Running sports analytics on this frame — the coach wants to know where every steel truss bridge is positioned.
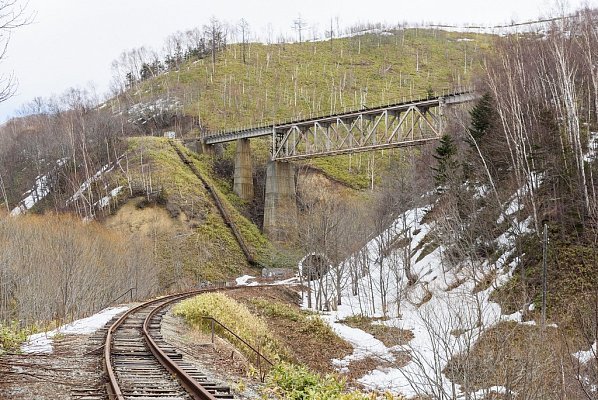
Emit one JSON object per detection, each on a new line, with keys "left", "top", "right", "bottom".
{"left": 203, "top": 91, "right": 476, "bottom": 161}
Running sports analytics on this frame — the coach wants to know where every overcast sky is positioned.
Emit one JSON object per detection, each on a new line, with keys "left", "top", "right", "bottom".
{"left": 0, "top": 0, "right": 595, "bottom": 121}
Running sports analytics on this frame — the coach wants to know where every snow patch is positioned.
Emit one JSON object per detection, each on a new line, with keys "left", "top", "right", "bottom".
{"left": 470, "top": 386, "right": 515, "bottom": 398}
{"left": 235, "top": 275, "right": 257, "bottom": 286}
{"left": 94, "top": 186, "right": 123, "bottom": 208}
{"left": 300, "top": 195, "right": 539, "bottom": 396}
{"left": 21, "top": 306, "right": 128, "bottom": 354}
{"left": 127, "top": 97, "right": 182, "bottom": 126}
{"left": 575, "top": 341, "right": 597, "bottom": 364}
{"left": 497, "top": 172, "right": 544, "bottom": 224}
{"left": 268, "top": 276, "right": 301, "bottom": 286}
{"left": 10, "top": 158, "right": 69, "bottom": 216}
{"left": 68, "top": 159, "right": 122, "bottom": 204}
{"left": 326, "top": 316, "right": 395, "bottom": 370}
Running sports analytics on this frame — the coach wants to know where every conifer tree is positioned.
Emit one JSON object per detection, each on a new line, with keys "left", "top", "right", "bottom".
{"left": 467, "top": 92, "right": 494, "bottom": 147}
{"left": 433, "top": 134, "right": 458, "bottom": 192}
{"left": 463, "top": 92, "right": 495, "bottom": 180}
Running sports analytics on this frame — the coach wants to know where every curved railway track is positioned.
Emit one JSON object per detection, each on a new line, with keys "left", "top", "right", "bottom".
{"left": 104, "top": 289, "right": 234, "bottom": 400}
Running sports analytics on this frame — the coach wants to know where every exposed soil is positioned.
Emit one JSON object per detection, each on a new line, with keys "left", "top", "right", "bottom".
{"left": 297, "top": 166, "right": 358, "bottom": 194}
{"left": 224, "top": 286, "right": 417, "bottom": 388}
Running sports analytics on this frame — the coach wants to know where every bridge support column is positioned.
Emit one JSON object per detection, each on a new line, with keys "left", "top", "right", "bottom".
{"left": 263, "top": 161, "right": 297, "bottom": 243}
{"left": 233, "top": 139, "right": 254, "bottom": 201}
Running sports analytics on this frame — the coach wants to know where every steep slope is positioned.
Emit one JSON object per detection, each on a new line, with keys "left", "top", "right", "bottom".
{"left": 300, "top": 183, "right": 544, "bottom": 398}
{"left": 95, "top": 136, "right": 276, "bottom": 285}
{"left": 137, "top": 29, "right": 490, "bottom": 130}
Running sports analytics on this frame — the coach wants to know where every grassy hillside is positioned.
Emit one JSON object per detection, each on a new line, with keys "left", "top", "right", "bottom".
{"left": 142, "top": 29, "right": 490, "bottom": 130}
{"left": 102, "top": 137, "right": 279, "bottom": 285}
{"left": 122, "top": 29, "right": 492, "bottom": 188}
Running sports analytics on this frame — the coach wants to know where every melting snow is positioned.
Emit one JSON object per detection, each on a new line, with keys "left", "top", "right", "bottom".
{"left": 95, "top": 186, "right": 123, "bottom": 208}
{"left": 68, "top": 160, "right": 121, "bottom": 204}
{"left": 327, "top": 316, "right": 395, "bottom": 373}
{"left": 10, "top": 158, "right": 69, "bottom": 216}
{"left": 496, "top": 172, "right": 544, "bottom": 224}
{"left": 234, "top": 274, "right": 300, "bottom": 287}
{"left": 470, "top": 386, "right": 515, "bottom": 398}
{"left": 302, "top": 197, "right": 541, "bottom": 397}
{"left": 575, "top": 341, "right": 597, "bottom": 364}
{"left": 10, "top": 175, "right": 50, "bottom": 216}
{"left": 21, "top": 306, "right": 128, "bottom": 354}
{"left": 235, "top": 275, "right": 258, "bottom": 286}
{"left": 268, "top": 276, "right": 301, "bottom": 286}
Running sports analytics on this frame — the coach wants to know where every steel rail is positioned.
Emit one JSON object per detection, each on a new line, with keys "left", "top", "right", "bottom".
{"left": 104, "top": 290, "right": 211, "bottom": 399}
{"left": 104, "top": 294, "right": 179, "bottom": 399}
{"left": 142, "top": 293, "right": 220, "bottom": 400}
{"left": 104, "top": 285, "right": 272, "bottom": 400}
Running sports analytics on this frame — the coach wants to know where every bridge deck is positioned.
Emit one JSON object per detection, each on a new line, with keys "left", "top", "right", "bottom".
{"left": 202, "top": 91, "right": 475, "bottom": 145}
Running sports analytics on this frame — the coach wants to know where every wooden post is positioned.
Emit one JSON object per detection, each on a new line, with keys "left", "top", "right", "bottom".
{"left": 541, "top": 223, "right": 548, "bottom": 327}
{"left": 257, "top": 338, "right": 262, "bottom": 381}
{"left": 211, "top": 319, "right": 215, "bottom": 346}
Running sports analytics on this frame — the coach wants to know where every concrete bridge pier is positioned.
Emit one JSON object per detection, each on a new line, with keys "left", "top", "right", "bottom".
{"left": 263, "top": 161, "right": 297, "bottom": 243}
{"left": 233, "top": 139, "right": 254, "bottom": 201}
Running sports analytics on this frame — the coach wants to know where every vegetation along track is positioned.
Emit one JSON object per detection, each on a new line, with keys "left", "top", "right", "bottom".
{"left": 104, "top": 287, "right": 241, "bottom": 400}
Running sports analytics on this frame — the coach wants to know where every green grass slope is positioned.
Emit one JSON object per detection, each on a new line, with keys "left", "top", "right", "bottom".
{"left": 104, "top": 137, "right": 277, "bottom": 285}
{"left": 145, "top": 29, "right": 490, "bottom": 130}
{"left": 124, "top": 29, "right": 493, "bottom": 188}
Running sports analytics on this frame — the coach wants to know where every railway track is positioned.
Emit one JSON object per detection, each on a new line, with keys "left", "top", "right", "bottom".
{"left": 104, "top": 289, "right": 234, "bottom": 400}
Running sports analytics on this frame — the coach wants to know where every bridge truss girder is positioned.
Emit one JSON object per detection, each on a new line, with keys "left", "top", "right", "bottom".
{"left": 271, "top": 102, "right": 444, "bottom": 161}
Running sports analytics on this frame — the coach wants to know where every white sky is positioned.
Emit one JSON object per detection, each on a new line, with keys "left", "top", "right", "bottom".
{"left": 0, "top": 0, "right": 594, "bottom": 120}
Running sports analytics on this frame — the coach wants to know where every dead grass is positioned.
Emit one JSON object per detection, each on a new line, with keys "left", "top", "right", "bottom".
{"left": 103, "top": 137, "right": 267, "bottom": 285}
{"left": 472, "top": 269, "right": 498, "bottom": 294}
{"left": 104, "top": 198, "right": 177, "bottom": 235}
{"left": 227, "top": 286, "right": 353, "bottom": 374}
{"left": 446, "top": 276, "right": 467, "bottom": 291}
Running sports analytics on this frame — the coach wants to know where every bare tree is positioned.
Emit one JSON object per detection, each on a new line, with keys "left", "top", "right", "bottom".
{"left": 238, "top": 18, "right": 249, "bottom": 64}
{"left": 0, "top": 0, "right": 32, "bottom": 102}
{"left": 203, "top": 17, "right": 227, "bottom": 73}
{"left": 292, "top": 15, "right": 308, "bottom": 44}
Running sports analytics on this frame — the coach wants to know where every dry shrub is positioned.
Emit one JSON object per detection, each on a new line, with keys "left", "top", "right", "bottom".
{"left": 445, "top": 321, "right": 590, "bottom": 399}
{"left": 0, "top": 213, "right": 158, "bottom": 327}
{"left": 174, "top": 292, "right": 288, "bottom": 364}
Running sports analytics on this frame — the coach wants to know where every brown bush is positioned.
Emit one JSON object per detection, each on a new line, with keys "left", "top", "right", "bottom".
{"left": 0, "top": 213, "right": 158, "bottom": 327}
